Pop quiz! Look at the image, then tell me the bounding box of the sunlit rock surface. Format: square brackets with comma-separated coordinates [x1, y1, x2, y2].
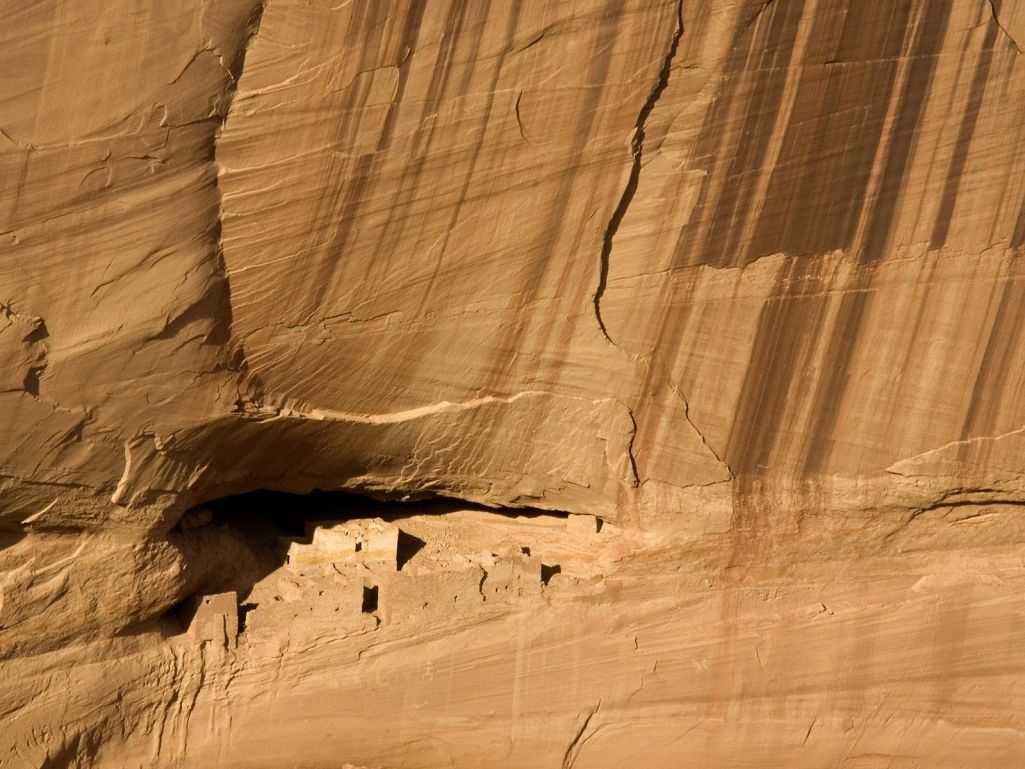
[3, 1, 1025, 766]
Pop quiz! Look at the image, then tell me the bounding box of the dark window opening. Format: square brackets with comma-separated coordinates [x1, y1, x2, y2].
[362, 585, 379, 614]
[238, 602, 258, 632]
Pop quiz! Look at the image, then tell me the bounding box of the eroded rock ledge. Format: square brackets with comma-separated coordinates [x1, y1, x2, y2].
[4, 1, 1025, 766]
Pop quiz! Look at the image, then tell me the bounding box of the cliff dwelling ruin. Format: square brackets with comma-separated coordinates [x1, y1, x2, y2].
[162, 491, 611, 651]
[6, 0, 1025, 766]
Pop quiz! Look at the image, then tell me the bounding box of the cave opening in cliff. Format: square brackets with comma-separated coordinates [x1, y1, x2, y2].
[178, 487, 575, 543]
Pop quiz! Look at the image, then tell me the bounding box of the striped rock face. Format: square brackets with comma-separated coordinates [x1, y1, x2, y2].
[4, 1, 1025, 767]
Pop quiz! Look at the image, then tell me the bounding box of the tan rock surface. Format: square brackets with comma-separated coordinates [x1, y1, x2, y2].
[3, 0, 1025, 766]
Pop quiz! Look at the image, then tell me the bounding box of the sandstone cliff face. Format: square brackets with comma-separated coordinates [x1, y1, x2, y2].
[3, 1, 1025, 767]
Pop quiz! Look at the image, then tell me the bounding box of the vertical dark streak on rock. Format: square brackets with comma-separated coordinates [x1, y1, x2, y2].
[860, 1, 951, 265]
[671, 0, 805, 270]
[930, 22, 997, 248]
[306, 1, 427, 316]
[801, 0, 953, 475]
[593, 0, 683, 346]
[1012, 200, 1025, 248]
[414, 1, 520, 313]
[724, 260, 831, 477]
[724, 1, 953, 479]
[745, 1, 910, 262]
[989, 0, 1025, 249]
[210, 0, 268, 397]
[958, 278, 1025, 447]
[734, 0, 777, 43]
[509, 0, 624, 339]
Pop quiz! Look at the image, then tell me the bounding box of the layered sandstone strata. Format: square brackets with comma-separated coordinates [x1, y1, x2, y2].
[3, 1, 1025, 767]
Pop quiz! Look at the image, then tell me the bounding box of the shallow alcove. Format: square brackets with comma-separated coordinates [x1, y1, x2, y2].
[155, 489, 594, 639]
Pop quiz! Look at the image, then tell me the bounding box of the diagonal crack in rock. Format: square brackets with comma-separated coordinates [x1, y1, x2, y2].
[989, 0, 1024, 55]
[593, 0, 684, 348]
